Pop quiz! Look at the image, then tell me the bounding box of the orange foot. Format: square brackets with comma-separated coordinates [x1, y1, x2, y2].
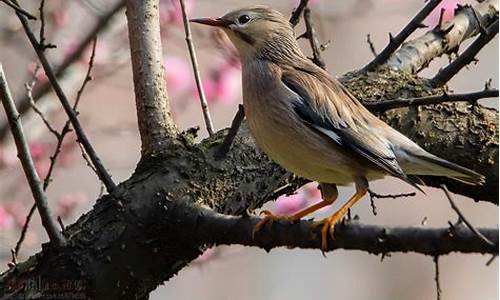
[253, 210, 298, 238]
[312, 209, 346, 254]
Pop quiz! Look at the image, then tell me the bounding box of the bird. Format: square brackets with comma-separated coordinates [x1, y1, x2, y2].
[190, 6, 485, 251]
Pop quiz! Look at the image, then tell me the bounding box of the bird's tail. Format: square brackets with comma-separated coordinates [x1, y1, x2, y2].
[408, 152, 485, 185]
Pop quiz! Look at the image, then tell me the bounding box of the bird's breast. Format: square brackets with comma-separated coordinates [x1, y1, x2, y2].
[243, 85, 378, 185]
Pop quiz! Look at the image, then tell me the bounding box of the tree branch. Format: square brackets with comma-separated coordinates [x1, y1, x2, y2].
[430, 18, 499, 87]
[215, 104, 245, 160]
[441, 184, 495, 247]
[365, 89, 499, 112]
[383, 0, 498, 73]
[0, 0, 125, 141]
[0, 64, 65, 248]
[342, 69, 498, 203]
[0, 0, 36, 20]
[302, 7, 326, 69]
[166, 202, 498, 255]
[362, 0, 442, 71]
[180, 0, 215, 136]
[10, 0, 116, 192]
[289, 0, 309, 27]
[126, 0, 178, 156]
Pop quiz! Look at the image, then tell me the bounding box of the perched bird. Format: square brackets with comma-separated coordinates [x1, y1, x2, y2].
[191, 6, 485, 250]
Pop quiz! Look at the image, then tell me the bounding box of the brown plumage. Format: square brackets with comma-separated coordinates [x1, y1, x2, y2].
[191, 6, 485, 251]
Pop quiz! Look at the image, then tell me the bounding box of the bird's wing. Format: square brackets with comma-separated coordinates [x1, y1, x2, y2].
[281, 66, 411, 183]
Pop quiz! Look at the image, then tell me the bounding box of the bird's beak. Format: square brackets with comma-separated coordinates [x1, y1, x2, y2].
[189, 17, 233, 28]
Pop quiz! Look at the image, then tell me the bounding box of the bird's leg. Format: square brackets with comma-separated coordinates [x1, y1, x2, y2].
[253, 183, 338, 236]
[314, 186, 368, 252]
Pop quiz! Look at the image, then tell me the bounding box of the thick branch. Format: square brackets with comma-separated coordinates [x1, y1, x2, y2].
[126, 0, 178, 156]
[383, 0, 498, 73]
[167, 202, 498, 255]
[342, 70, 498, 203]
[0, 65, 65, 247]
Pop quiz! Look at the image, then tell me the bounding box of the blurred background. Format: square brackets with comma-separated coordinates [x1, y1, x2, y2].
[0, 0, 497, 299]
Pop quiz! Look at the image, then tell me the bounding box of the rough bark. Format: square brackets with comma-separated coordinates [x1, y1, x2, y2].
[342, 69, 498, 203]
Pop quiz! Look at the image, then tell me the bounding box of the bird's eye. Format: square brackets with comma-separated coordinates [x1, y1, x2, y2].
[238, 15, 251, 25]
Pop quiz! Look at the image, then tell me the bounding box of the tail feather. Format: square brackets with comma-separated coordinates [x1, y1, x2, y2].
[412, 153, 485, 185]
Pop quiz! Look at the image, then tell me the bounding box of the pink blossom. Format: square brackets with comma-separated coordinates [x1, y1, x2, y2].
[303, 182, 322, 204]
[51, 8, 68, 27]
[274, 193, 308, 215]
[28, 63, 48, 85]
[198, 61, 241, 104]
[214, 66, 240, 104]
[425, 0, 460, 27]
[34, 159, 50, 179]
[29, 142, 48, 161]
[0, 205, 14, 231]
[193, 248, 217, 264]
[160, 0, 194, 26]
[163, 56, 193, 97]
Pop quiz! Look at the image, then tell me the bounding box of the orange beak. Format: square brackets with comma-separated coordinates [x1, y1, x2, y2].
[189, 18, 233, 28]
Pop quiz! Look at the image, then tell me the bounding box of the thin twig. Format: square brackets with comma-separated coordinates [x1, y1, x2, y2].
[289, 0, 309, 27]
[486, 254, 497, 266]
[13, 203, 36, 256]
[215, 104, 245, 160]
[441, 184, 496, 248]
[26, 67, 60, 138]
[368, 189, 416, 200]
[363, 0, 443, 71]
[437, 8, 446, 30]
[77, 141, 98, 174]
[10, 0, 116, 192]
[179, 0, 214, 136]
[366, 34, 378, 57]
[0, 64, 66, 247]
[38, 0, 47, 48]
[0, 0, 36, 20]
[12, 39, 98, 258]
[430, 18, 499, 87]
[74, 38, 97, 109]
[0, 0, 126, 141]
[365, 89, 499, 112]
[369, 194, 378, 216]
[302, 8, 326, 69]
[434, 256, 442, 300]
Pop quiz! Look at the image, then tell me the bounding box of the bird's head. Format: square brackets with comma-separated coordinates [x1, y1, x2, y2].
[191, 6, 299, 61]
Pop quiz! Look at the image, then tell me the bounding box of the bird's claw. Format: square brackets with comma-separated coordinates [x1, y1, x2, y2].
[252, 210, 295, 239]
[312, 212, 343, 255]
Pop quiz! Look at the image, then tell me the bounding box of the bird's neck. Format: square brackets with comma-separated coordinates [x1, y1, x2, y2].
[254, 35, 307, 65]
